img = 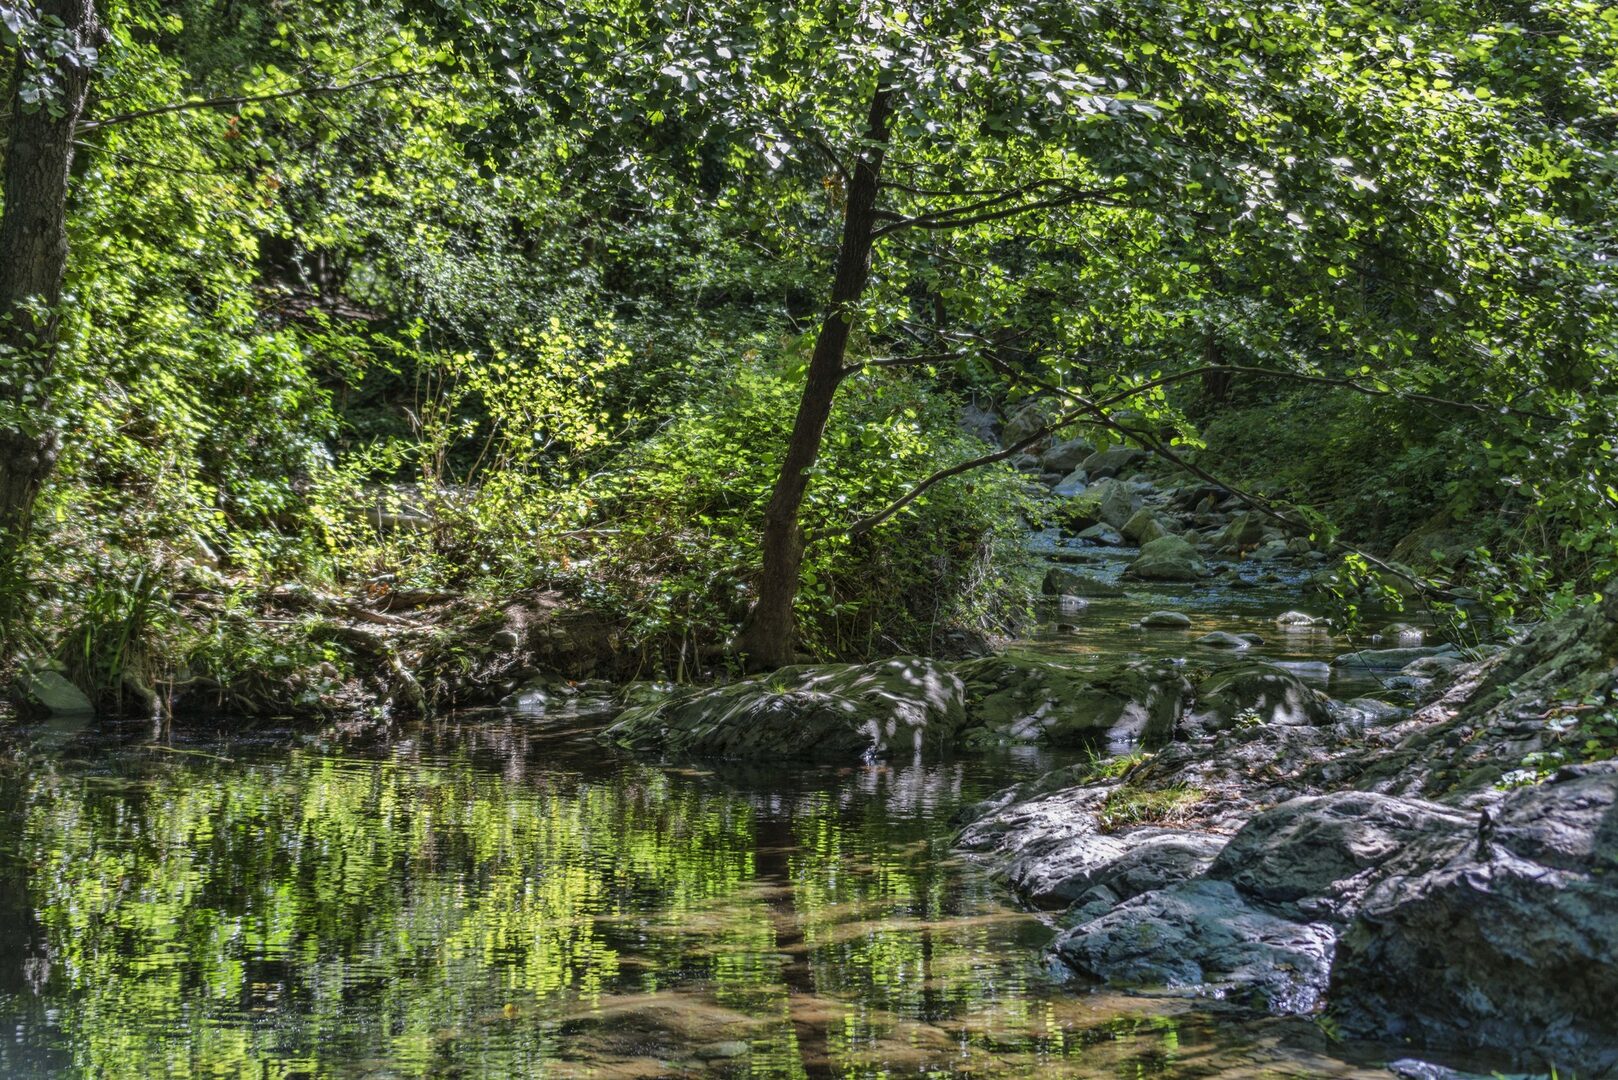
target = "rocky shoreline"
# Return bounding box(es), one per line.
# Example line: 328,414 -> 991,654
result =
956,591 -> 1618,1078
600,585 -> 1618,1077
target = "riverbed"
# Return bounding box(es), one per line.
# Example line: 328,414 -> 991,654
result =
0,562 -> 1429,1078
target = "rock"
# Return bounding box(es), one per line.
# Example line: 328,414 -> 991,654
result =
1207,792 -> 1474,924
1041,437 -> 1096,472
1120,508 -> 1170,545
18,668 -> 93,715
1375,621 -> 1426,644
603,657 -> 967,759
1330,765 -> 1618,1076
960,402 -> 999,444
1050,467 -> 1088,497
1332,645 -> 1457,670
1081,445 -> 1148,479
1188,663 -> 1331,732
1275,610 -> 1322,628
1075,523 -> 1124,546
1089,477 -> 1138,530
1401,654 -> 1464,678
1139,611 -> 1192,629
1051,879 -> 1336,1013
1251,539 -> 1290,560
958,655 -> 1189,748
1194,631 -> 1250,650
1061,831 -> 1230,921
1125,536 -> 1207,581
694,1041 -> 752,1060
1041,566 -> 1124,597
1327,697 -> 1409,727
1211,512 -> 1268,551
1055,594 -> 1089,615
956,783 -> 1220,911
1002,400 -> 1053,445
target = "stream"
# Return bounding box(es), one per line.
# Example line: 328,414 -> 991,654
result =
0,554 -> 1424,1078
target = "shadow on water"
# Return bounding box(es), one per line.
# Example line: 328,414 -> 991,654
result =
0,567 -> 1428,1078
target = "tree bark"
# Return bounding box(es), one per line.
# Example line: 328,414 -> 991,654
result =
735,85 -> 893,670
0,0 -> 99,605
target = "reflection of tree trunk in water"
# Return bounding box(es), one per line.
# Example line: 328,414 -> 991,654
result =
753,811 -> 832,1077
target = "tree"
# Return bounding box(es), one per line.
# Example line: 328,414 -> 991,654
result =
0,0 -> 101,597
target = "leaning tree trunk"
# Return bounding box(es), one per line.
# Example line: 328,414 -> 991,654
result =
0,0 -> 99,615
735,86 -> 893,670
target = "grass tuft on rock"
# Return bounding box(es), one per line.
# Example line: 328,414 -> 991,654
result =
1098,784 -> 1205,831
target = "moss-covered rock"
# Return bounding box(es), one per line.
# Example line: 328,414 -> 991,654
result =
603,657 -> 967,759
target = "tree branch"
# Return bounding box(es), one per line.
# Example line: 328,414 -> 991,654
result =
80,72 -> 422,130
871,183 -> 1123,239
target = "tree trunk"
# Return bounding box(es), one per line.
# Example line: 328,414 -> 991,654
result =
735,85 -> 893,670
0,0 -> 99,620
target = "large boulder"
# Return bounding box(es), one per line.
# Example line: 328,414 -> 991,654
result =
1076,523 -> 1125,546
1041,566 -> 1123,597
1050,468 -> 1088,497
1002,400 -> 1054,445
1211,512 -> 1269,551
1041,437 -> 1095,472
1082,445 -> 1149,479
1125,536 -> 1207,581
1051,879 -> 1336,1013
1207,792 -> 1474,923
958,655 -> 1190,748
1187,663 -> 1331,733
1089,476 -> 1138,530
17,666 -> 94,715
603,657 -> 967,759
1120,508 -> 1170,545
1330,765 -> 1618,1076
955,783 -> 1221,911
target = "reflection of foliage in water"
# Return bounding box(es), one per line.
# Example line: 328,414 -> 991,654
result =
14,750 -> 756,1076
0,748 -> 1223,1078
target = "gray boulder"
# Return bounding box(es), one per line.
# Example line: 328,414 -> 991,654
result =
1050,467 -> 1088,497
1041,437 -> 1095,472
957,655 -> 1189,748
1330,765 -> 1618,1076
1207,792 -> 1474,923
1211,512 -> 1269,551
1120,508 -> 1170,545
603,657 -> 966,759
1076,523 -> 1125,546
18,667 -> 94,715
1194,630 -> 1250,650
1332,645 -> 1458,670
1139,610 -> 1191,629
1002,400 -> 1053,445
1125,536 -> 1207,581
1090,477 -> 1138,530
1081,445 -> 1148,478
1052,879 -> 1336,1013
1041,566 -> 1123,597
1188,663 -> 1331,732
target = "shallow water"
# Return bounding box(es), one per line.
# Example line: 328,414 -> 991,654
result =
0,566 -> 1423,1078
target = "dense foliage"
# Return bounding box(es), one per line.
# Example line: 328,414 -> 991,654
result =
0,0 -> 1614,709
